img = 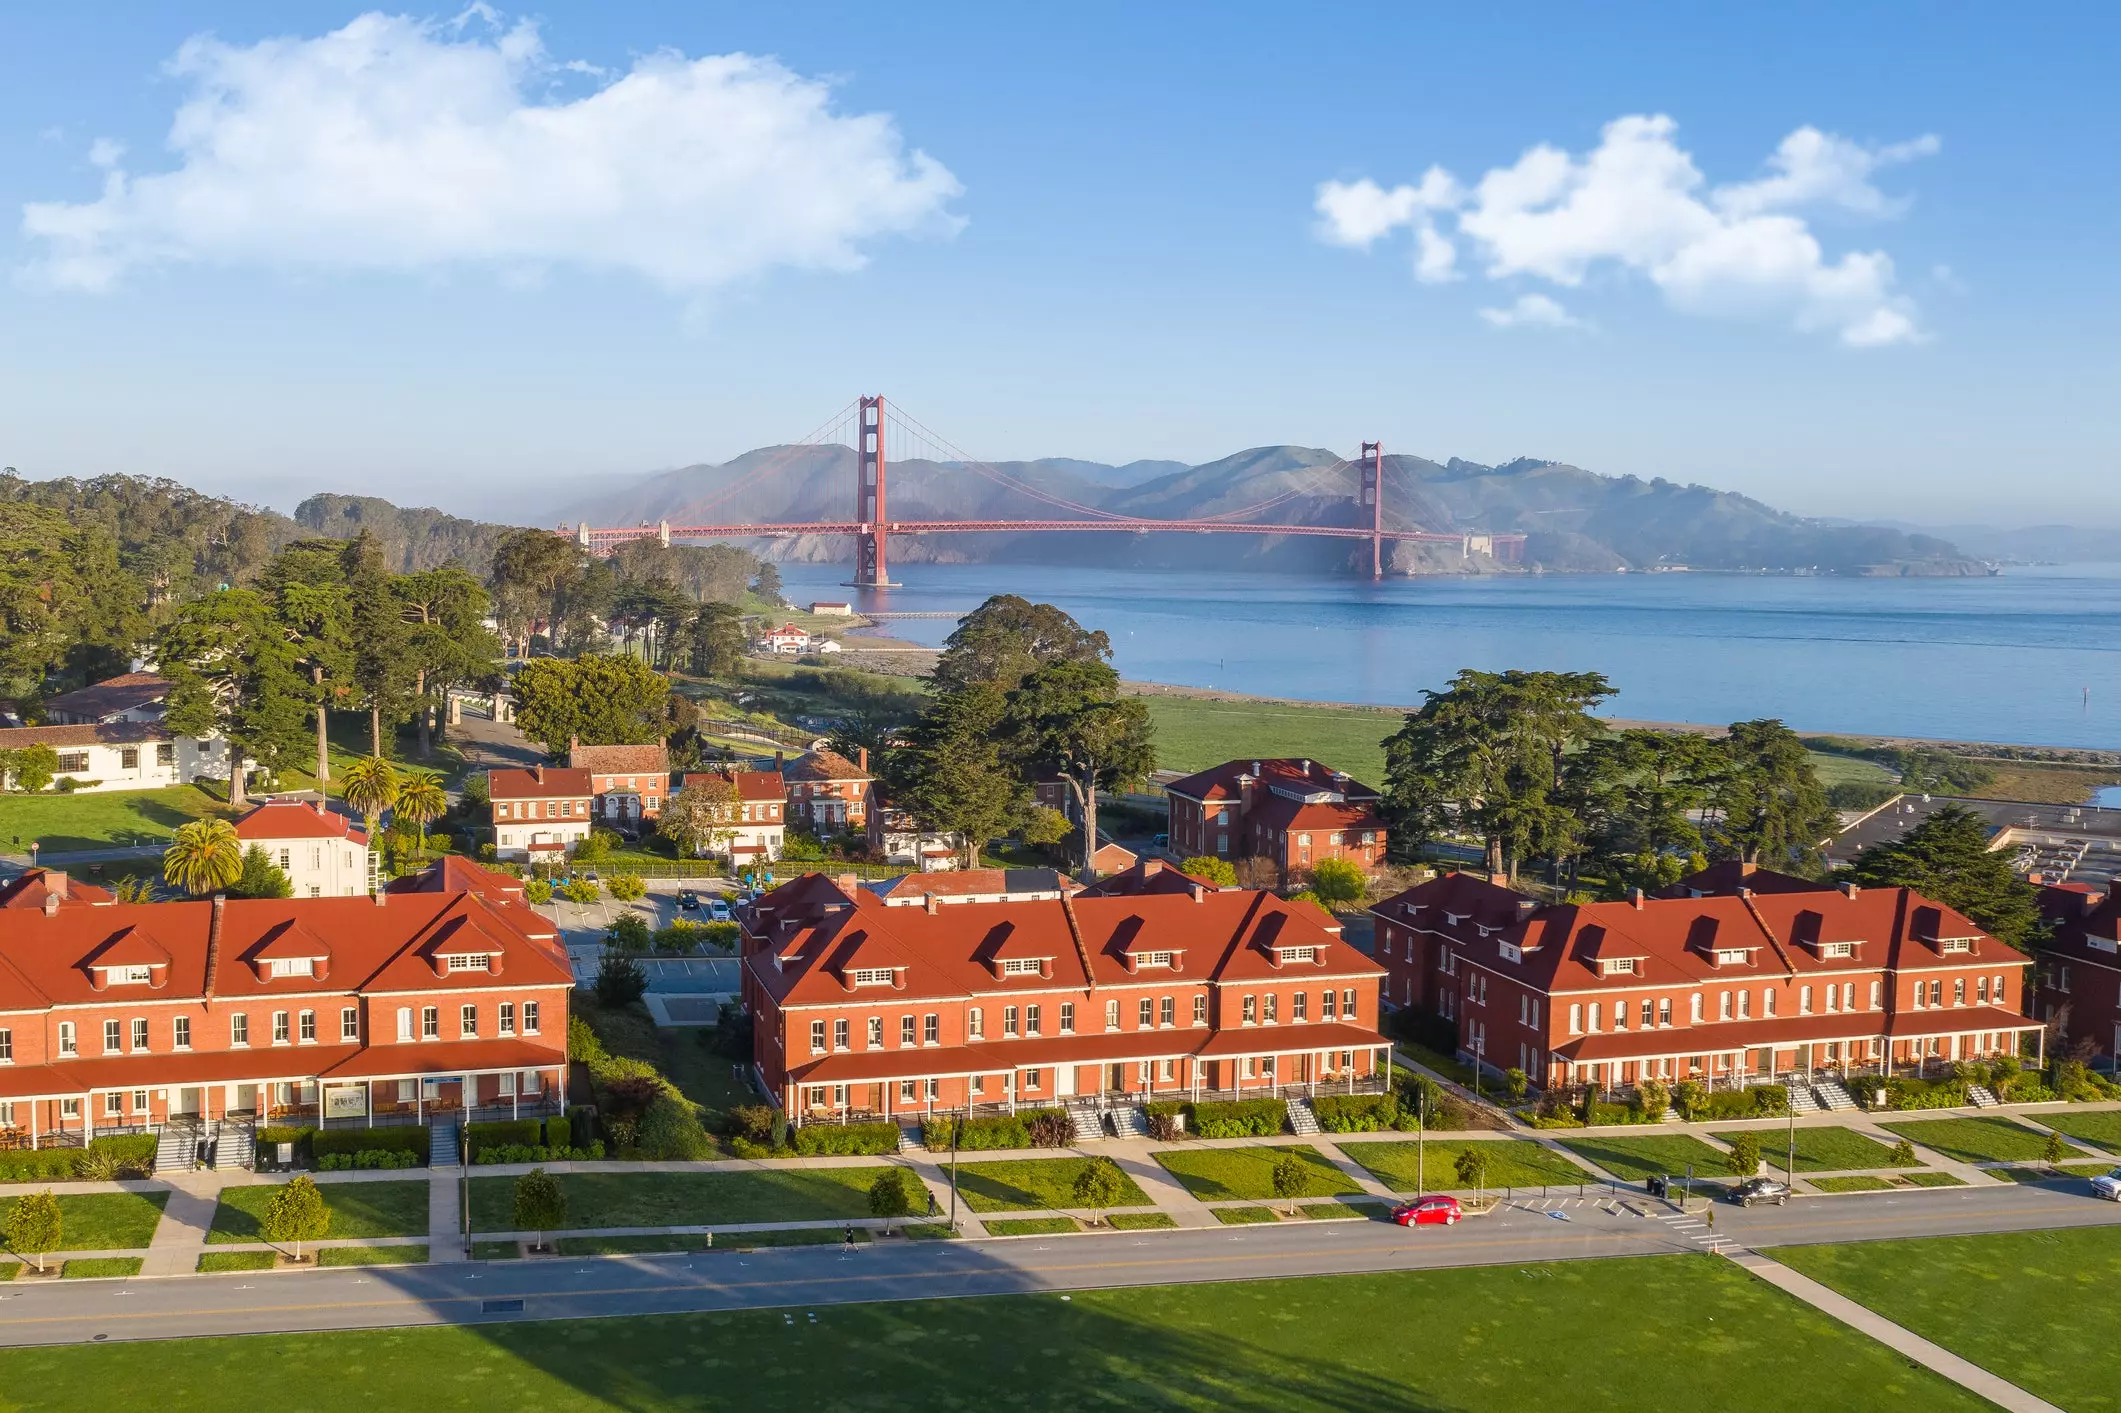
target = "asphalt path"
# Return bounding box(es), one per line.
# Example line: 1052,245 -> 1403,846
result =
3,1181 -> 2119,1348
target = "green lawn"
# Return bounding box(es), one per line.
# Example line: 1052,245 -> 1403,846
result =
1394,1041 -> 1482,1089
1105,1212 -> 1178,1231
1808,1176 -> 1894,1193
572,998 -> 756,1134
0,1262 -> 16,1281
1804,750 -> 1897,789
197,1251 -> 277,1273
1879,1116 -> 2085,1165
472,1241 -> 523,1260
0,1257 -> 1985,1411
1776,1227 -> 2121,1412
0,781 -> 241,852
1299,1200 -> 1381,1220
1710,1125 -> 1908,1174
319,1245 -> 427,1267
1212,1205 -> 1281,1225
0,1190 -> 168,1250
1559,1134 -> 1737,1184
986,1217 -> 1079,1236
951,1159 -> 1151,1213
2032,1108 -> 2121,1153
1140,696 -> 1395,784
468,1169 -> 883,1231
1900,1171 -> 1966,1188
1152,1146 -> 1359,1202
1992,1162 -> 2115,1184
61,1257 -> 141,1279
1340,1138 -> 1587,1192
207,1180 -> 429,1244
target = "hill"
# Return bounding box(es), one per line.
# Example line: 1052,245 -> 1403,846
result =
292,494 -> 526,577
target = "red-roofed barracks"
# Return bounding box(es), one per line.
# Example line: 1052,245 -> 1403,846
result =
1163,758 -> 1386,883
740,873 -> 1389,1123
0,861 -> 573,1149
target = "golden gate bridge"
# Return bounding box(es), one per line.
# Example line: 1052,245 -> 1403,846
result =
564,395 -> 1527,586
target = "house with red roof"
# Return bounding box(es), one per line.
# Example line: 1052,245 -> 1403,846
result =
1372,862 -> 2040,1096
0,869 -> 114,913
739,874 -> 1387,1123
2034,880 -> 2121,1062
676,768 -> 787,863
785,747 -> 872,833
234,799 -> 373,898
0,857 -> 571,1151
487,765 -> 593,863
1163,757 -> 1386,882
568,743 -> 672,829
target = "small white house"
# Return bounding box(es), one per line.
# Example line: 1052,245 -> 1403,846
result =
0,723 -> 231,793
488,765 -> 594,863
758,624 -> 814,654
235,799 -> 375,897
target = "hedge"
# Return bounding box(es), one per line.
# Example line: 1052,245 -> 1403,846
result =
317,1149 -> 422,1171
1311,1094 -> 1405,1133
470,1142 -> 606,1165
792,1122 -> 900,1157
919,1109 -> 1069,1152
1188,1098 -> 1287,1139
0,1134 -> 157,1183
466,1120 -> 543,1158
313,1126 -> 428,1157
257,1125 -> 429,1168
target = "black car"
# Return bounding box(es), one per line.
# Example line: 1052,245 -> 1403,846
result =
1730,1177 -> 1792,1207
676,890 -> 701,911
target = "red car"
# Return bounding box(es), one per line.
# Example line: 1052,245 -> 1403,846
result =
1390,1196 -> 1463,1227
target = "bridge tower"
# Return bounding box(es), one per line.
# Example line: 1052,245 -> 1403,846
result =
853,394 -> 894,587
1358,441 -> 1385,579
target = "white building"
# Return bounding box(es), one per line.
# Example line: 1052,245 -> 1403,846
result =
40,672 -> 172,726
489,765 -> 594,863
677,769 -> 787,864
234,799 -> 374,897
867,799 -> 966,873
758,624 -> 814,654
0,722 -> 232,793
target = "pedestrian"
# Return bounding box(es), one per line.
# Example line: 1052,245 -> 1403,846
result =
1706,1208 -> 1715,1232
843,1223 -> 856,1252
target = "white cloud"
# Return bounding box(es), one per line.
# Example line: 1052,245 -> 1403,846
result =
21,10 -> 962,295
1413,225 -> 1458,283
1477,293 -> 1580,329
1318,114 -> 1936,346
86,138 -> 125,169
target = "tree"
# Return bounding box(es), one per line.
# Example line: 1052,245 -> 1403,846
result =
684,601 -> 747,678
1634,1076 -> 1671,1121
661,777 -> 740,858
1180,855 -> 1238,887
264,1175 -> 331,1262
341,754 -> 402,861
0,502 -> 143,704
1307,858 -> 1367,907
393,770 -> 448,856
162,818 -> 243,896
1004,659 -> 1155,881
511,654 -> 670,755
594,954 -> 648,1007
1271,1152 -> 1312,1214
888,682 -> 1023,868
1889,1137 -> 1917,1167
1452,1145 -> 1490,1191
1561,729 -> 1719,894
109,874 -> 158,903
2045,1129 -> 2067,1166
751,561 -> 783,604
1071,1156 -> 1128,1223
608,873 -> 647,902
1726,1132 -> 1762,1179
1382,669 -> 1615,882
868,1166 -> 922,1232
9,743 -> 58,793
488,528 -> 585,656
260,538 -> 354,785
158,588 -> 312,807
1845,804 -> 2043,949
1709,719 -> 1835,872
3,1188 -> 62,1273
229,844 -> 294,899
931,595 -> 1112,693
395,567 -> 500,756
513,1167 -> 568,1252
343,531 -> 413,756
605,912 -> 653,955
1503,1068 -> 1529,1104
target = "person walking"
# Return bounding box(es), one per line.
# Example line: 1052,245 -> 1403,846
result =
842,1223 -> 857,1253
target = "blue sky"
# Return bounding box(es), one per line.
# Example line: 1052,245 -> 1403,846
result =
0,2 -> 2114,524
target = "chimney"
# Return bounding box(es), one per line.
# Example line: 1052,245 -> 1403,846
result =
1737,861 -> 1756,877
1489,872 -> 1509,887
924,892 -> 940,915
375,889 -> 388,907
313,798 -> 327,816
204,894 -> 226,997
857,746 -> 869,773
1840,881 -> 1861,898
1252,761 -> 1262,776
43,893 -> 60,917
534,764 -> 545,786
1629,887 -> 1645,910
1143,859 -> 1163,876
836,872 -> 859,897
47,870 -> 68,900
775,749 -> 785,770
1189,882 -> 1204,903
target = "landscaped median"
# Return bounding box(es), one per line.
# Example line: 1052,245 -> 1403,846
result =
1876,1115 -> 2087,1165
465,1167 -> 886,1231
0,1190 -> 168,1250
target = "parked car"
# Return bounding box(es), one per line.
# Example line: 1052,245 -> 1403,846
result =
1730,1177 -> 1792,1207
1389,1196 -> 1463,1227
676,890 -> 701,912
708,898 -> 733,922
2091,1167 -> 2121,1202
1150,833 -> 1170,852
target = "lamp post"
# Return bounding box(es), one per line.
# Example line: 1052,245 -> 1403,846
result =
1416,1086 -> 1427,1199
948,1112 -> 961,1232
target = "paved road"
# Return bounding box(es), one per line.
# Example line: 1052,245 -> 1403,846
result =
3,1182 -> 2117,1348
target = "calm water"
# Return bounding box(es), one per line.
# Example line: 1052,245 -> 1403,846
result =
776,561 -> 2121,750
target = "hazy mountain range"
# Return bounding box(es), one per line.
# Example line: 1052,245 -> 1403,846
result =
549,444 -> 1985,576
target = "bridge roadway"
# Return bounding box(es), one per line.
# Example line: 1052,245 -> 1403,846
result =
580,519 -> 1512,548
1,1183 -> 2115,1347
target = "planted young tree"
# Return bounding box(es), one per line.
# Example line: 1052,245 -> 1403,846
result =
162,818 -> 243,896
3,1189 -> 62,1274
513,1167 -> 568,1252
868,1166 -> 922,1234
607,873 -> 647,902
1726,1132 -> 1762,1179
605,912 -> 653,955
265,1175 -> 331,1263
1179,855 -> 1238,887
229,844 -> 294,899
1070,1157 -> 1128,1224
1452,1145 -> 1490,1194
1271,1152 -> 1312,1215
2045,1129 -> 2068,1167
1889,1138 -> 1918,1167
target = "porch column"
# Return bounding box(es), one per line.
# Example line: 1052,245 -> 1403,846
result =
558,1068 -> 568,1117
512,1076 -> 520,1122
2036,1028 -> 2045,1066
368,1080 -> 375,1129
29,1100 -> 37,1151
463,1073 -> 472,1123
416,1082 -> 424,1126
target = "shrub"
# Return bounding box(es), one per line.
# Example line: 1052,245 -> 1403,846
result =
607,873 -> 647,902
524,878 -> 554,905
255,1125 -> 314,1167
1672,1080 -> 1709,1122
1143,1100 -> 1186,1141
1179,855 -> 1238,887
726,1105 -> 777,1144
466,1121 -> 543,1158
470,1143 -> 604,1165
1187,1099 -> 1286,1139
316,1149 -> 421,1171
1634,1077 -> 1671,1121
2045,1130 -> 2068,1165
923,1110 -> 1067,1152
1271,1152 -> 1312,1210
559,878 -> 601,905
1026,1110 -> 1075,1148
568,1013 -> 607,1066
1307,857 -> 1367,907
1503,1068 -> 1529,1104
636,1095 -> 714,1160
0,1150 -> 90,1183
1726,1132 -> 1761,1178
792,1122 -> 900,1157
605,913 -> 653,954
1889,1138 -> 1918,1166
1311,1094 -> 1401,1133
594,954 -> 649,1007
312,1127 -> 427,1159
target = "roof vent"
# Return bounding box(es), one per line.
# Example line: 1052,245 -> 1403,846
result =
1629,888 -> 1644,910
1840,881 -> 1860,898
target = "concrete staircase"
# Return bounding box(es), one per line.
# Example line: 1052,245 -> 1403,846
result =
1813,1080 -> 1858,1113
1967,1084 -> 1999,1108
154,1122 -> 197,1175
1788,1086 -> 1822,1115
1659,1106 -> 1681,1123
212,1118 -> 254,1171
1110,1106 -> 1151,1140
1287,1099 -> 1321,1136
429,1121 -> 461,1168
1067,1107 -> 1107,1144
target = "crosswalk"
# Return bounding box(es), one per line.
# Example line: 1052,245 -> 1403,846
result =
1656,1208 -> 1737,1252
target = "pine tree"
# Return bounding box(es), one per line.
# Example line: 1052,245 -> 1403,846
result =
343,532 -> 413,756
1846,804 -> 2043,949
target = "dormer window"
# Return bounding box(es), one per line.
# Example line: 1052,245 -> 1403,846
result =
1443,911 -> 1465,926
1276,946 -> 1319,965
1136,951 -> 1176,969
1713,948 -> 1748,966
1820,942 -> 1853,959
266,957 -> 314,979
1940,938 -> 1973,954
1499,943 -> 1523,964
442,954 -> 491,973
1000,958 -> 1043,976
110,965 -> 153,985
1600,958 -> 1636,976
852,967 -> 895,986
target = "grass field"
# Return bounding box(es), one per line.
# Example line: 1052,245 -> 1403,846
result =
0,781 -> 241,853
1105,1212 -> 1178,1231
951,1158 -> 1151,1213
0,1257 -> 1986,1411
1879,1116 -> 2085,1165
1777,1226 -> 2121,1412
1339,1137 -> 1585,1192
468,1169 -> 880,1231
60,1257 -> 142,1279
558,1230 -> 868,1255
1804,751 -> 1897,788
2034,1108 -> 2121,1153
1559,1134 -> 1735,1184
318,1245 -> 426,1267
572,998 -> 755,1134
1808,1176 -> 1894,1193
1900,1171 -> 1967,1187
986,1217 -> 1079,1236
1710,1125 -> 1908,1174
1152,1145 -> 1360,1202
0,1263 -> 16,1281
197,1251 -> 276,1273
207,1180 -> 429,1244
472,1241 -> 522,1260
1212,1205 -> 1281,1224
1993,1162 -> 2115,1184
1298,1200 -> 1381,1220
1139,696 -> 1397,783
0,1190 -> 168,1250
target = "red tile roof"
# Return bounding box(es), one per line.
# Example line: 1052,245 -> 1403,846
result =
387,856 -> 527,900
0,721 -> 173,749
40,672 -> 170,722
1551,1006 -> 2040,1063
235,800 -> 368,845
1665,861 -> 1822,897
1164,757 -> 1380,804
1079,859 -> 1220,898
1248,795 -> 1384,837
872,868 -> 1069,902
0,869 -> 114,910
683,769 -> 785,803
568,744 -> 670,776
489,766 -> 592,800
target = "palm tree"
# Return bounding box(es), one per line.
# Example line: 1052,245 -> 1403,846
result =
394,771 -> 448,859
341,754 -> 402,864
162,819 -> 242,896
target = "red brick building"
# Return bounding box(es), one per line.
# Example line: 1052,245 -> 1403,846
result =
785,747 -> 873,833
740,874 -> 1387,1122
0,859 -> 572,1149
2035,881 -> 2121,1062
1372,865 -> 2039,1094
488,764 -> 594,862
1163,758 -> 1386,881
569,743 -> 672,827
